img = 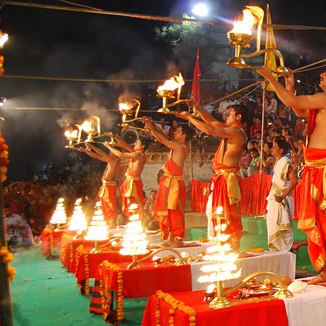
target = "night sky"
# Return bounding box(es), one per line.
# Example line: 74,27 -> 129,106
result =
0,0 -> 325,181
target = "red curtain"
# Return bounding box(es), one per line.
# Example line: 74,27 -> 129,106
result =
191,174 -> 276,217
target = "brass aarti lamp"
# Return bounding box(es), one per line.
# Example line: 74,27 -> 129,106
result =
80,115 -> 101,142
118,98 -> 146,132
64,116 -> 109,148
64,128 -> 79,148
227,5 -> 291,76
157,73 -> 187,113
198,206 -> 293,309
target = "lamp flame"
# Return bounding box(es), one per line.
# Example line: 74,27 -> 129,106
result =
230,9 -> 255,35
119,102 -> 133,115
64,129 -> 78,139
0,33 -> 8,48
81,120 -> 93,133
157,73 -> 185,96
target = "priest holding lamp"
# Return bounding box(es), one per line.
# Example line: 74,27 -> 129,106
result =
177,104 -> 247,250
142,116 -> 194,247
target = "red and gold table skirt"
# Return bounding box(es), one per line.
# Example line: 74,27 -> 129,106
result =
142,290 -> 288,326
89,260 -> 192,322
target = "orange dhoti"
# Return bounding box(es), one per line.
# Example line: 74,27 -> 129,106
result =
154,159 -> 186,239
98,180 -> 119,222
208,164 -> 243,245
298,147 -> 326,272
120,170 -> 145,217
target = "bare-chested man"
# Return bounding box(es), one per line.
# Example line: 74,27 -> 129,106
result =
143,117 -> 194,247
258,67 -> 326,284
78,142 -> 120,227
178,104 -> 247,249
104,133 -> 148,219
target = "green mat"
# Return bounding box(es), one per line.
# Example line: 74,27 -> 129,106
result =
10,245 -> 146,326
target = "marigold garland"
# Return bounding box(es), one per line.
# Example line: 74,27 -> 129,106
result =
0,246 -> 16,282
60,234 -> 73,264
98,260 -> 124,322
50,231 -> 54,257
0,132 -> 9,182
40,227 -> 54,257
155,290 -> 196,326
83,252 -> 91,296
75,244 -> 85,272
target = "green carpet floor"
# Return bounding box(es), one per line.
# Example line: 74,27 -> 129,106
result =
10,244 -> 146,326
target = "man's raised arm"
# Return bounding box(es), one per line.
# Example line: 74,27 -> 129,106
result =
257,66 -> 326,112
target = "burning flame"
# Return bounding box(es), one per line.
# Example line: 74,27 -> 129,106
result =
64,129 -> 78,139
230,9 -> 256,35
157,73 -> 185,96
80,120 -> 93,133
0,32 -> 8,48
119,102 -> 133,114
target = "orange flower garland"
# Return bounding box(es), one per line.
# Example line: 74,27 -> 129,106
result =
0,132 -> 9,182
61,234 -> 73,267
75,244 -> 85,272
0,246 -> 16,282
98,260 -> 124,322
83,252 -> 91,296
40,227 -> 55,257
155,290 -> 196,326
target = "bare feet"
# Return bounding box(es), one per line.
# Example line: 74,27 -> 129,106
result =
175,237 -> 184,248
307,271 -> 326,285
161,236 -> 183,248
162,241 -> 174,247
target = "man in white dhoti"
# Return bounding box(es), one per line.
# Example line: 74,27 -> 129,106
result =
266,137 -> 298,251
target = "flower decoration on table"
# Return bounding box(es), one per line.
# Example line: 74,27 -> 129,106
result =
0,246 -> 15,282
0,131 -> 9,182
155,290 -> 196,326
50,197 -> 67,229
198,206 -> 241,308
60,234 -> 74,267
119,204 -> 148,269
84,201 -> 109,253
68,198 -> 88,233
98,260 -> 124,322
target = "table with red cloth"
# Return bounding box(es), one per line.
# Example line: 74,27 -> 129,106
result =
142,290 -> 288,326
60,235 -> 111,273
39,228 -> 76,259
89,260 -> 192,323
74,248 -> 149,295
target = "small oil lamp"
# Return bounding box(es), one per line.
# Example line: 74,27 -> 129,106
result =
80,116 -> 100,142
157,73 -> 185,113
64,129 -> 79,148
118,98 -> 142,127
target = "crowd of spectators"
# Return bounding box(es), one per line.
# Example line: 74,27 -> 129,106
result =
3,151 -> 104,247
